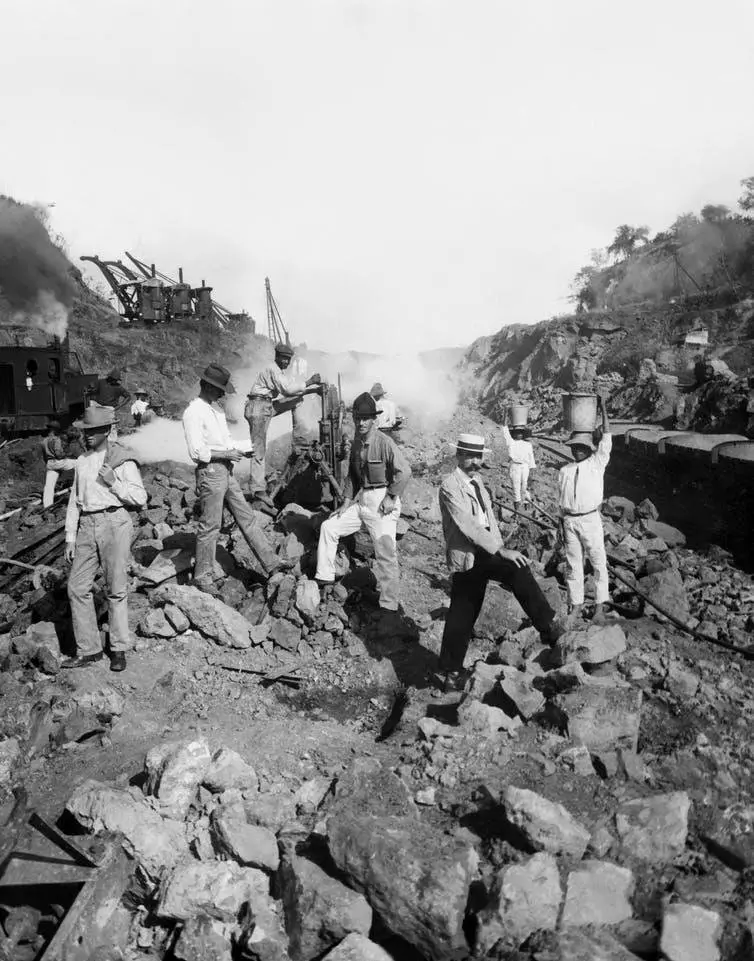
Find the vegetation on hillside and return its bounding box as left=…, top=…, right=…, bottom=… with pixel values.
left=571, top=176, right=754, bottom=312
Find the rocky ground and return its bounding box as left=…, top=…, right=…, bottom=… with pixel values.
left=1, top=408, right=754, bottom=960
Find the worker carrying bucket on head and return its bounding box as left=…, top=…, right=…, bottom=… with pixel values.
left=244, top=343, right=324, bottom=506
left=130, top=389, right=149, bottom=427
left=558, top=393, right=611, bottom=621
left=502, top=404, right=536, bottom=505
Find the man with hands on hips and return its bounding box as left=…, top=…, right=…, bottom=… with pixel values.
left=63, top=403, right=148, bottom=672
left=316, top=391, right=410, bottom=617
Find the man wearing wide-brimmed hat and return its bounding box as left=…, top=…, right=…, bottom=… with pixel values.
left=558, top=394, right=611, bottom=619
left=437, top=432, right=563, bottom=691
left=183, top=364, right=286, bottom=595
left=41, top=419, right=77, bottom=509
left=245, top=343, right=324, bottom=504
left=63, top=403, right=148, bottom=672
left=315, top=391, right=411, bottom=621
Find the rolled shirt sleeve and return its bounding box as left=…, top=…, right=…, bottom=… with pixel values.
left=183, top=405, right=212, bottom=464
left=111, top=461, right=148, bottom=508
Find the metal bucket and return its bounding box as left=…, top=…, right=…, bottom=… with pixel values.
left=509, top=404, right=528, bottom=428
left=562, top=393, right=597, bottom=433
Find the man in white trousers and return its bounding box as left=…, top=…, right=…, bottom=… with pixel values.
left=316, top=391, right=410, bottom=619
left=501, top=412, right=536, bottom=505
left=558, top=394, right=611, bottom=619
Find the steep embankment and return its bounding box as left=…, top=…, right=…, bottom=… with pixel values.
left=462, top=297, right=754, bottom=435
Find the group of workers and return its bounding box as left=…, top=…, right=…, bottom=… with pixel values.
left=55, top=342, right=612, bottom=692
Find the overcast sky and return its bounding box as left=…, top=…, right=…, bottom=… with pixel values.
left=2, top=0, right=753, bottom=352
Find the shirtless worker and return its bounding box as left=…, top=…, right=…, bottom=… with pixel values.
left=245, top=343, right=323, bottom=504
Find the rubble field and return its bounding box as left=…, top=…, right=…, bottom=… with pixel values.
left=1, top=407, right=754, bottom=961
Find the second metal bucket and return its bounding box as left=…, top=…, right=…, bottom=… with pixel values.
left=562, top=393, right=597, bottom=433
left=508, top=404, right=529, bottom=428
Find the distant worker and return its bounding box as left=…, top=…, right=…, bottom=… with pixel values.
left=183, top=363, right=288, bottom=595
left=558, top=394, right=611, bottom=620
left=502, top=410, right=536, bottom=506
left=131, top=389, right=149, bottom=427
left=244, top=343, right=323, bottom=504
left=437, top=433, right=563, bottom=691
left=63, top=404, right=147, bottom=672
left=96, top=368, right=130, bottom=408
left=316, top=391, right=410, bottom=623
left=41, top=420, right=77, bottom=509
left=370, top=382, right=404, bottom=438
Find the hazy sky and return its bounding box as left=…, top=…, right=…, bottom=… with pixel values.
left=2, top=0, right=753, bottom=352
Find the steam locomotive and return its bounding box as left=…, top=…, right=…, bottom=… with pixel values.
left=0, top=330, right=98, bottom=435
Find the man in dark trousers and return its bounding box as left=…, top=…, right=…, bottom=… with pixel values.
left=438, top=432, right=563, bottom=691
left=316, top=391, right=410, bottom=621
left=183, top=363, right=287, bottom=595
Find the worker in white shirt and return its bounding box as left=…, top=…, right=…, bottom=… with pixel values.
left=558, top=394, right=611, bottom=619
left=130, top=390, right=149, bottom=427
left=183, top=363, right=286, bottom=595
left=501, top=411, right=536, bottom=505
left=370, top=383, right=403, bottom=438
left=63, top=404, right=147, bottom=672
left=41, top=420, right=77, bottom=509
left=244, top=343, right=323, bottom=503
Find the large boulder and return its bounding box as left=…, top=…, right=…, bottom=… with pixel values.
left=65, top=780, right=188, bottom=877
left=295, top=579, right=321, bottom=625
left=332, top=757, right=415, bottom=819
left=458, top=698, right=522, bottom=736
left=173, top=917, right=233, bottom=961
left=321, top=934, right=395, bottom=961
left=637, top=568, right=690, bottom=622
left=204, top=747, right=259, bottom=794
left=476, top=852, right=562, bottom=952
left=502, top=786, right=589, bottom=858
left=474, top=583, right=527, bottom=638
left=497, top=669, right=546, bottom=720
left=155, top=584, right=259, bottom=648
left=144, top=739, right=212, bottom=819
left=327, top=812, right=477, bottom=960
left=210, top=809, right=279, bottom=871
left=660, top=902, right=721, bottom=961
left=279, top=851, right=372, bottom=961
left=560, top=860, right=633, bottom=926
left=615, top=792, right=690, bottom=862
left=552, top=625, right=627, bottom=667
left=554, top=685, right=642, bottom=753
left=556, top=928, right=644, bottom=960
left=156, top=859, right=268, bottom=921
left=643, top=519, right=686, bottom=547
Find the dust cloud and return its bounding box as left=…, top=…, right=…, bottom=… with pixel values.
left=0, top=197, right=74, bottom=338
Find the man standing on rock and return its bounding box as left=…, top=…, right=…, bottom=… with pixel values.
left=316, top=391, right=410, bottom=622
left=63, top=404, right=147, bottom=672
left=244, top=343, right=323, bottom=504
left=438, top=433, right=563, bottom=692
left=559, top=394, right=611, bottom=620
left=183, top=364, right=288, bottom=596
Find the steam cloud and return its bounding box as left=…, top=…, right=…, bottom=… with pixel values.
left=0, top=196, right=74, bottom=338
left=125, top=345, right=464, bottom=465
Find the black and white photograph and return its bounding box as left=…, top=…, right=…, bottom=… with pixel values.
left=1, top=1, right=754, bottom=958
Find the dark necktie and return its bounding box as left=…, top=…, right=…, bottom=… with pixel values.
left=471, top=477, right=488, bottom=525
left=573, top=465, right=580, bottom=501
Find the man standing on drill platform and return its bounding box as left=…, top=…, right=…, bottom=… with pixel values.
left=245, top=343, right=323, bottom=503
left=63, top=403, right=147, bottom=672
left=183, top=364, right=288, bottom=596
left=316, top=391, right=410, bottom=620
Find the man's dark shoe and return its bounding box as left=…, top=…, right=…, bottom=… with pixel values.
left=61, top=652, right=104, bottom=670
left=541, top=617, right=567, bottom=646
left=194, top=577, right=222, bottom=597
left=110, top=652, right=127, bottom=673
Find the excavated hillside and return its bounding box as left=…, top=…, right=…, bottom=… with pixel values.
left=463, top=297, right=754, bottom=435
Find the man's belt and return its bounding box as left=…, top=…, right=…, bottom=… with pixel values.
left=562, top=508, right=599, bottom=517
left=360, top=484, right=387, bottom=491
left=82, top=505, right=127, bottom=515
left=248, top=393, right=273, bottom=400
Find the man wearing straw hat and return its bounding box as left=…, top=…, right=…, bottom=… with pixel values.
left=183, top=364, right=288, bottom=595
left=438, top=432, right=563, bottom=691
left=502, top=406, right=536, bottom=506
left=63, top=403, right=147, bottom=672
left=559, top=394, right=611, bottom=619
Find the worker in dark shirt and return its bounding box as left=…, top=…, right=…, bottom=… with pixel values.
left=315, top=391, right=410, bottom=613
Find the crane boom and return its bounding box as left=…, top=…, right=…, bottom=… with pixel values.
left=265, top=277, right=290, bottom=345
